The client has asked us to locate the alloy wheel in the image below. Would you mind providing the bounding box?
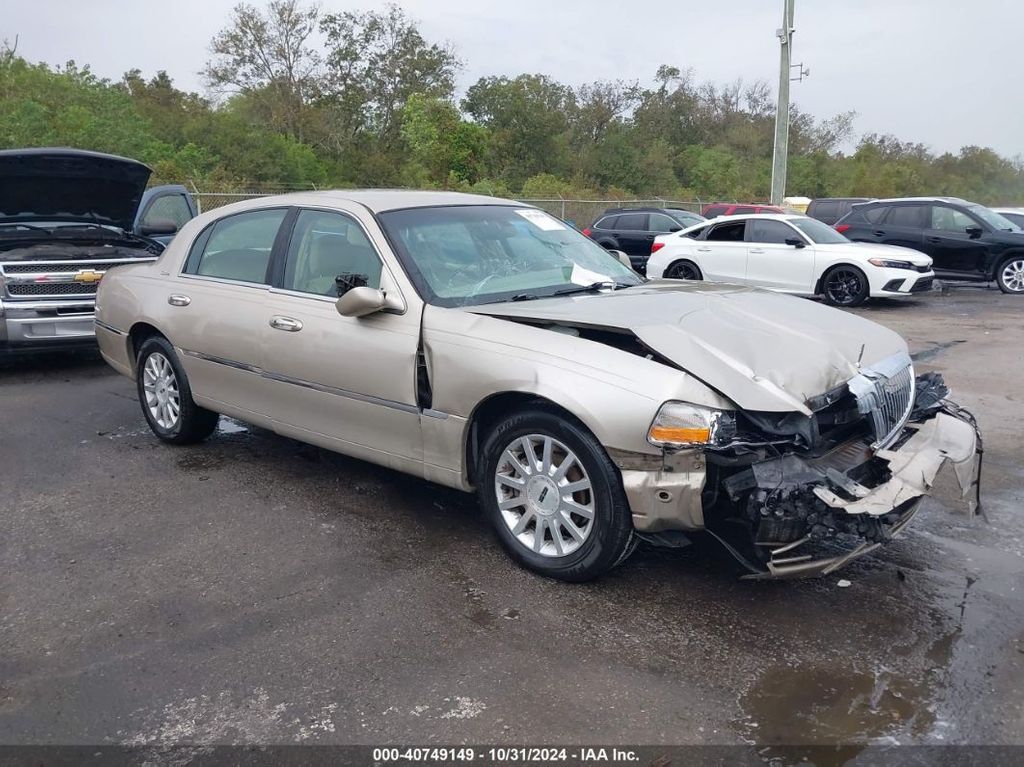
[493,434,595,558]
[1000,258,1024,292]
[668,262,699,280]
[142,352,181,430]
[825,268,864,305]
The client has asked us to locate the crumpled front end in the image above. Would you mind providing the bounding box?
[624,354,983,579]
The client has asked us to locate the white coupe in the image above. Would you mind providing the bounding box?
[646,214,935,306]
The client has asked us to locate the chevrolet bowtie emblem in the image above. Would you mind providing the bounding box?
[74,269,104,284]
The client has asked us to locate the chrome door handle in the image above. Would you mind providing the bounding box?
[269,316,303,332]
[749,248,765,254]
[696,247,711,252]
[168,294,191,306]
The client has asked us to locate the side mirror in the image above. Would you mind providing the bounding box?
[336,286,404,318]
[609,249,632,269]
[785,238,806,249]
[966,226,983,239]
[139,218,178,236]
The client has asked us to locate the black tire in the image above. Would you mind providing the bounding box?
[995,254,1024,294]
[665,260,703,280]
[822,265,870,307]
[477,407,635,582]
[135,336,219,445]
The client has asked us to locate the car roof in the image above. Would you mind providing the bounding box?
[862,196,971,205]
[217,189,524,215]
[810,197,872,203]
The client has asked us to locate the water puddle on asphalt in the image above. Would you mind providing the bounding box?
[738,664,935,746]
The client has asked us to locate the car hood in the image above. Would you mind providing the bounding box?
[0,148,152,230]
[819,241,932,264]
[467,280,907,414]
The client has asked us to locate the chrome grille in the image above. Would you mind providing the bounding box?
[7,282,99,296]
[2,261,128,274]
[847,353,915,449]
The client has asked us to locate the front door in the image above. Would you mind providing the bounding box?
[924,205,990,277]
[259,207,423,464]
[744,219,815,292]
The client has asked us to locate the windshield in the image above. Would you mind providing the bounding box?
[968,205,1020,232]
[791,216,851,244]
[378,205,642,307]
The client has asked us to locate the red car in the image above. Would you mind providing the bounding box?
[701,202,785,217]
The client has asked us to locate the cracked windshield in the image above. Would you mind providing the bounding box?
[379,205,642,306]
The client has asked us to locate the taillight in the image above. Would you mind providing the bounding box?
[651,242,664,253]
[582,227,592,237]
[835,224,851,234]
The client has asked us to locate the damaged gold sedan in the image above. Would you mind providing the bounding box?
[94,191,982,581]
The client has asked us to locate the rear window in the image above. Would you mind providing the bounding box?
[593,215,618,230]
[616,213,647,230]
[707,221,746,241]
[734,206,756,214]
[886,205,927,228]
[811,201,839,221]
[184,207,286,284]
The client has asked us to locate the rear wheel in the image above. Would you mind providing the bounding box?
[477,408,635,581]
[996,255,1024,294]
[822,265,869,307]
[666,260,703,280]
[135,336,219,444]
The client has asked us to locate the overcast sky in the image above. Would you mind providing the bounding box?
[4,0,1022,158]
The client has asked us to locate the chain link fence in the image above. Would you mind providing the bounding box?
[189,185,715,223]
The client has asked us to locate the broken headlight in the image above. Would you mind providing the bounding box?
[647,402,737,449]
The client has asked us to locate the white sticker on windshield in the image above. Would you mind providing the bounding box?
[515,208,567,231]
[569,264,614,286]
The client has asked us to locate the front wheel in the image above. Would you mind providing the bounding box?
[477,409,635,581]
[996,255,1024,294]
[136,336,219,444]
[822,265,869,307]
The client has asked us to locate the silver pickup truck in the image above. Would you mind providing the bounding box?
[0,148,196,353]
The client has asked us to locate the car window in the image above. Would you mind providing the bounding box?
[885,205,926,228]
[141,194,192,229]
[812,201,838,220]
[707,221,746,242]
[685,225,708,239]
[861,206,887,224]
[734,206,756,214]
[704,205,728,218]
[930,206,977,233]
[748,219,797,244]
[184,208,286,284]
[616,213,647,230]
[282,210,383,297]
[1001,211,1024,228]
[648,213,680,233]
[594,215,617,230]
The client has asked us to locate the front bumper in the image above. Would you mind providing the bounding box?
[0,298,98,351]
[873,269,935,296]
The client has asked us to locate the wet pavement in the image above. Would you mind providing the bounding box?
[1,286,1023,753]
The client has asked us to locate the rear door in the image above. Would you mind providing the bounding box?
[744,219,815,291]
[613,212,652,265]
[172,207,290,416]
[697,219,749,282]
[923,205,990,276]
[876,204,927,252]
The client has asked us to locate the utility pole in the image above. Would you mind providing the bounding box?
[770,0,795,205]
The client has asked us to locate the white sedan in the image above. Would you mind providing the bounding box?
[646,214,935,306]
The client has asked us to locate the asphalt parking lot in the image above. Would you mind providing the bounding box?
[2,285,1023,752]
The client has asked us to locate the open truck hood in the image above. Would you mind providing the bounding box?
[466,280,907,414]
[0,148,152,231]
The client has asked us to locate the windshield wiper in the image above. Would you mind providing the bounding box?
[552,280,631,297]
[510,293,539,301]
[0,223,52,233]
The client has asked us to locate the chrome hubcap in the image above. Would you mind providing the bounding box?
[494,434,595,558]
[1001,259,1024,292]
[143,352,180,430]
